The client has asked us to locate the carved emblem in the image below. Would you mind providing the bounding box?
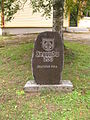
[42,38,54,51]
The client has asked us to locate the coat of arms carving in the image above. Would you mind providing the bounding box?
[42,38,54,51]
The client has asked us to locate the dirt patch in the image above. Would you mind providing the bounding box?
[0,34,38,47]
[64,32,90,45]
[0,32,90,47]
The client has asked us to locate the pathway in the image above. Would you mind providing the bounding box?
[0,32,90,47]
[64,32,90,45]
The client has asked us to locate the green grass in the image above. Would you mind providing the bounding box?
[0,41,90,120]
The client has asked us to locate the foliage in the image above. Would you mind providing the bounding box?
[0,0,53,21]
[0,0,89,21]
[83,0,90,16]
[0,0,19,21]
[31,0,53,17]
[65,0,90,26]
[65,0,88,17]
[0,0,28,21]
[31,0,64,17]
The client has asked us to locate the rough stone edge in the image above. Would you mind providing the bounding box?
[24,80,74,93]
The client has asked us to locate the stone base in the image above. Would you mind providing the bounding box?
[24,80,73,92]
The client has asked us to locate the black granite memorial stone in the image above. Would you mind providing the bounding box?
[32,31,64,85]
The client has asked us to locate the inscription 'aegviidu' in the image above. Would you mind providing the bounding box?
[35,51,59,62]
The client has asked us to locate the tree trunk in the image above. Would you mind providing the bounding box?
[1,0,4,28]
[53,0,65,80]
[53,0,65,40]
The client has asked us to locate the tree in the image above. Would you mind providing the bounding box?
[83,0,90,16]
[30,0,65,39]
[0,0,89,31]
[65,0,88,26]
[53,0,64,39]
[0,0,24,21]
[0,0,64,37]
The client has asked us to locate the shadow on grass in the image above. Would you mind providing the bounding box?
[64,46,76,64]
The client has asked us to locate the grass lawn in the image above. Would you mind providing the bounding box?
[0,35,16,41]
[0,40,90,120]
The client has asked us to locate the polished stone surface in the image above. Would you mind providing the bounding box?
[32,31,64,84]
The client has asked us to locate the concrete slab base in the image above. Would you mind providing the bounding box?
[24,80,73,92]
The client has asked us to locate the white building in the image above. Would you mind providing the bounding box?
[0,0,90,35]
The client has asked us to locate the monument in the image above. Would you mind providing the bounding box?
[32,31,64,84]
[24,31,73,92]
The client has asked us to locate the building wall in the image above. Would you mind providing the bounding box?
[5,0,52,28]
[2,0,90,35]
[78,17,90,28]
[3,28,52,35]
[63,12,69,27]
[5,0,69,28]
